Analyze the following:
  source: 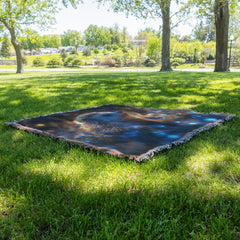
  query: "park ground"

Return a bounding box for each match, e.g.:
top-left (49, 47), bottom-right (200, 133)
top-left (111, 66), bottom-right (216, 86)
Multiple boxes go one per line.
top-left (0, 71), bottom-right (240, 239)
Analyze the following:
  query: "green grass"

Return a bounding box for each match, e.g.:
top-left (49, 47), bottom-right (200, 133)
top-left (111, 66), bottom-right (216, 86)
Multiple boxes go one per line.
top-left (0, 71), bottom-right (239, 239)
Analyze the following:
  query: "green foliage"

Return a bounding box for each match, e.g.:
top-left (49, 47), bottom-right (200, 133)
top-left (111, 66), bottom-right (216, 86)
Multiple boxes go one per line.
top-left (22, 56), bottom-right (28, 65)
top-left (0, 37), bottom-right (11, 59)
top-left (60, 49), bottom-right (68, 60)
top-left (64, 55), bottom-right (76, 66)
top-left (0, 1), bottom-right (59, 32)
top-left (33, 56), bottom-right (45, 67)
top-left (193, 21), bottom-right (215, 42)
top-left (133, 58), bottom-right (144, 67)
top-left (71, 57), bottom-right (83, 67)
top-left (19, 29), bottom-right (42, 51)
top-left (94, 58), bottom-right (101, 66)
top-left (146, 36), bottom-right (161, 63)
top-left (64, 55), bottom-right (83, 67)
top-left (171, 58), bottom-right (186, 65)
top-left (109, 24), bottom-right (121, 45)
top-left (82, 49), bottom-right (91, 57)
top-left (112, 55), bottom-right (123, 67)
top-left (135, 45), bottom-right (146, 59)
top-left (135, 28), bottom-right (154, 42)
top-left (123, 53), bottom-right (131, 66)
top-left (171, 62), bottom-right (180, 68)
top-left (47, 57), bottom-right (63, 68)
top-left (40, 34), bottom-right (61, 48)
top-left (93, 48), bottom-right (100, 54)
top-left (171, 39), bottom-right (216, 62)
top-left (84, 25), bottom-right (111, 47)
top-left (121, 27), bottom-right (128, 44)
top-left (61, 30), bottom-right (83, 49)
top-left (102, 57), bottom-right (116, 67)
top-left (114, 49), bottom-right (124, 55)
top-left (229, 5), bottom-right (240, 41)
top-left (70, 48), bottom-right (78, 55)
top-left (122, 47), bottom-right (128, 53)
top-left (106, 44), bottom-right (112, 51)
top-left (112, 43), bottom-right (119, 51)
top-left (144, 58), bottom-right (156, 67)
top-left (103, 49), bottom-right (108, 55)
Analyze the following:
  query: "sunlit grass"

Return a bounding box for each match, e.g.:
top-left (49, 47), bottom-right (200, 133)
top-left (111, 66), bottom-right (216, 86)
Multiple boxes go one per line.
top-left (0, 71), bottom-right (239, 239)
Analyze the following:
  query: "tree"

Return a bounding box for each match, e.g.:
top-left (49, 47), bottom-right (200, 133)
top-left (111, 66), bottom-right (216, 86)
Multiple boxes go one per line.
top-left (214, 0), bottom-right (229, 71)
top-left (229, 5), bottom-right (240, 40)
top-left (96, 0), bottom-right (177, 71)
top-left (121, 27), bottom-right (129, 44)
top-left (61, 30), bottom-right (83, 49)
top-left (134, 28), bottom-right (154, 44)
top-left (84, 25), bottom-right (111, 47)
top-left (146, 36), bottom-right (162, 63)
top-left (159, 0), bottom-right (172, 71)
top-left (109, 24), bottom-right (121, 46)
top-left (193, 21), bottom-right (215, 42)
top-left (1, 36), bottom-right (11, 59)
top-left (20, 29), bottom-right (42, 51)
top-left (0, 0), bottom-right (82, 73)
top-left (188, 0), bottom-right (239, 72)
top-left (40, 34), bottom-right (61, 48)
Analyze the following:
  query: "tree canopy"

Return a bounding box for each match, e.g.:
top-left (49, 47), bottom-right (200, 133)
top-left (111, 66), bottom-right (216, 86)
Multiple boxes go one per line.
top-left (0, 0), bottom-right (83, 73)
top-left (96, 0), bottom-right (183, 71)
top-left (84, 25), bottom-right (111, 47)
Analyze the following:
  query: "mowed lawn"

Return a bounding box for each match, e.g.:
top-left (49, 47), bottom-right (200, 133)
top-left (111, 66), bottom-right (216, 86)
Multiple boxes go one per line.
top-left (0, 71), bottom-right (239, 239)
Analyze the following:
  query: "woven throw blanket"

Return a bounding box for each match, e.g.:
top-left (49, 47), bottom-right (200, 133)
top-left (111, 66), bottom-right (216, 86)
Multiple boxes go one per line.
top-left (5, 104), bottom-right (235, 162)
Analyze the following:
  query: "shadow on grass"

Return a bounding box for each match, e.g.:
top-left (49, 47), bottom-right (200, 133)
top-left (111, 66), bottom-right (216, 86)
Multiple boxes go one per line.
top-left (0, 71), bottom-right (240, 239)
top-left (1, 71), bottom-right (239, 168)
top-left (0, 141), bottom-right (239, 239)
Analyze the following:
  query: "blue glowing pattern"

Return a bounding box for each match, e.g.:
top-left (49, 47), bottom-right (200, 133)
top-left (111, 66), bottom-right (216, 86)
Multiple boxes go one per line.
top-left (12, 104), bottom-right (234, 161)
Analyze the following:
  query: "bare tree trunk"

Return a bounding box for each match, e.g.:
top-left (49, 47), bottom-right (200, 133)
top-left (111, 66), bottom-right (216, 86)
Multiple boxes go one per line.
top-left (160, 0), bottom-right (172, 71)
top-left (9, 27), bottom-right (24, 73)
top-left (214, 0), bottom-right (229, 72)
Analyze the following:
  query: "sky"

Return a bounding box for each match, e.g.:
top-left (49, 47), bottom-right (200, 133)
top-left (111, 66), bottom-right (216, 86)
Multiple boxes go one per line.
top-left (40, 1), bottom-right (195, 37)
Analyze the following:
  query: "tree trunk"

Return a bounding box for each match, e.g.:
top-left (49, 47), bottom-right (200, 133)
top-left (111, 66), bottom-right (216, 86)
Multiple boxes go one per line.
top-left (160, 0), bottom-right (172, 71)
top-left (9, 27), bottom-right (24, 73)
top-left (214, 0), bottom-right (229, 72)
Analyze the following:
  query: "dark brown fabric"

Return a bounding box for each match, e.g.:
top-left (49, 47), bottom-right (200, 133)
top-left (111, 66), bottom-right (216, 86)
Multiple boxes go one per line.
top-left (5, 104), bottom-right (235, 162)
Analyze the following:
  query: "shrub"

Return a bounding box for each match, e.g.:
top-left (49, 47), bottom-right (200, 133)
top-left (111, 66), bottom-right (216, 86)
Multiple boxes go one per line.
top-left (60, 49), bottom-right (68, 60)
top-left (200, 56), bottom-right (207, 64)
top-left (94, 58), bottom-right (101, 66)
top-left (123, 53), bottom-right (130, 67)
top-left (103, 49), bottom-right (108, 55)
top-left (33, 56), bottom-right (45, 67)
top-left (122, 47), bottom-right (128, 53)
top-left (170, 58), bottom-right (185, 65)
top-left (22, 56), bottom-right (28, 65)
top-left (112, 44), bottom-right (119, 51)
top-left (64, 56), bottom-right (75, 66)
top-left (70, 48), bottom-right (78, 55)
top-left (47, 57), bottom-right (62, 68)
top-left (102, 57), bottom-right (116, 67)
top-left (144, 58), bottom-right (156, 67)
top-left (71, 57), bottom-right (83, 67)
top-left (112, 55), bottom-right (123, 67)
top-left (171, 62), bottom-right (180, 68)
top-left (106, 45), bottom-right (112, 51)
top-left (114, 49), bottom-right (124, 55)
top-left (82, 49), bottom-right (91, 57)
top-left (94, 48), bottom-right (99, 54)
top-left (133, 58), bottom-right (143, 67)
top-left (64, 56), bottom-right (83, 67)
